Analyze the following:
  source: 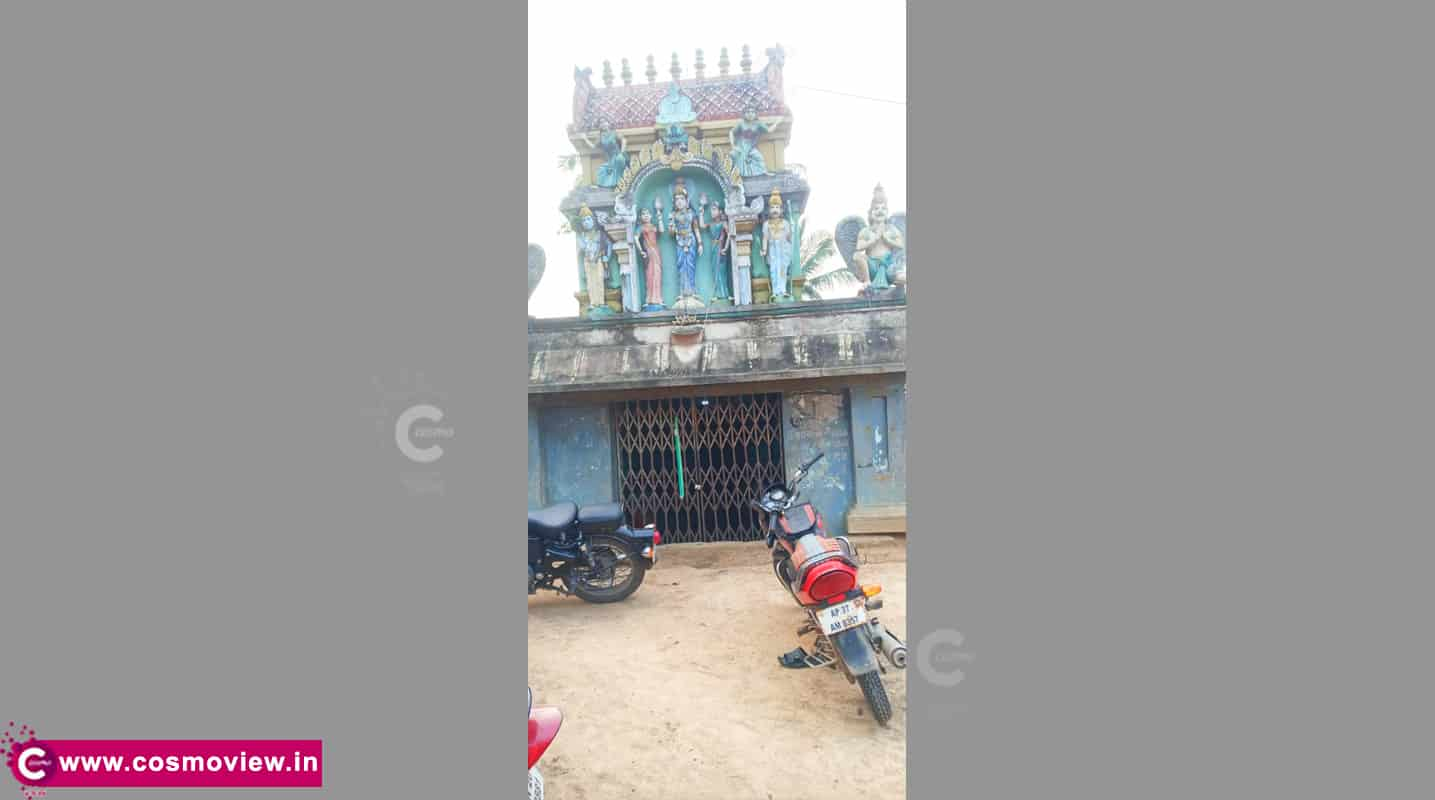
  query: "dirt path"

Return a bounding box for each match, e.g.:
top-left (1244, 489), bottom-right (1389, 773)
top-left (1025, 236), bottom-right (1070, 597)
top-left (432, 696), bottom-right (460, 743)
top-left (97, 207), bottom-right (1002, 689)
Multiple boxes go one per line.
top-left (528, 541), bottom-right (906, 799)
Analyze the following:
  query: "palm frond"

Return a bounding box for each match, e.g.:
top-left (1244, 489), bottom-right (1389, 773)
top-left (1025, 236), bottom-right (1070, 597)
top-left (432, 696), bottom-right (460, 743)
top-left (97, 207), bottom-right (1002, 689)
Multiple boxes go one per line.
top-left (800, 230), bottom-right (836, 273)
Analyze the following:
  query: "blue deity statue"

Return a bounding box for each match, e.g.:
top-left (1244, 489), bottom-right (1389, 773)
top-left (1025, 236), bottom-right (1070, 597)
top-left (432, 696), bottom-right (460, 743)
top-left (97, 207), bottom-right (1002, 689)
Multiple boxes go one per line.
top-left (760, 189), bottom-right (794, 301)
top-left (662, 177), bottom-right (704, 305)
top-left (581, 119), bottom-right (628, 189)
top-left (700, 193), bottom-right (731, 304)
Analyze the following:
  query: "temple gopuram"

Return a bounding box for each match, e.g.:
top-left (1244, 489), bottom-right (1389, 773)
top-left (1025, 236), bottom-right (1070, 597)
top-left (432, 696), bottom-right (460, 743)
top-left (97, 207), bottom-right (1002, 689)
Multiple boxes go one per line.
top-left (529, 45), bottom-right (909, 543)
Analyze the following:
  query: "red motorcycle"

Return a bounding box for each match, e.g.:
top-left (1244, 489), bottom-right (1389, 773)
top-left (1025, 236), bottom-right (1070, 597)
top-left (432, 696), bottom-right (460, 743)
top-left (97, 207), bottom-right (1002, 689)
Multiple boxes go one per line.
top-left (757, 452), bottom-right (908, 726)
top-left (527, 687), bottom-right (562, 799)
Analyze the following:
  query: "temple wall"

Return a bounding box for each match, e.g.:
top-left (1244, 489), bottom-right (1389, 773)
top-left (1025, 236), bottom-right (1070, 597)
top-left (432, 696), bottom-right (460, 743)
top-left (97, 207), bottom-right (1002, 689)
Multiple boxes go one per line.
top-left (527, 405), bottom-right (545, 508)
top-left (536, 405), bottom-right (616, 507)
top-left (528, 303), bottom-right (908, 534)
top-left (526, 373), bottom-right (906, 536)
top-left (781, 389), bottom-right (857, 537)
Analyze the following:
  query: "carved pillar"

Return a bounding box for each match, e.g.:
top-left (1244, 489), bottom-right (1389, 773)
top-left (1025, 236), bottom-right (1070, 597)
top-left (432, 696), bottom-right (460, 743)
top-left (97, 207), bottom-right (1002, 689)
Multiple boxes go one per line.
top-left (730, 214), bottom-right (758, 306)
top-left (604, 221), bottom-right (635, 313)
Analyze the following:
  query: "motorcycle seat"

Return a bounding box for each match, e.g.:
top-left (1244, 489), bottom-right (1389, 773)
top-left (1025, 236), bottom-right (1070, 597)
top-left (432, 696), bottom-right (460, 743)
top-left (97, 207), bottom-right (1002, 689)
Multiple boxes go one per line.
top-left (528, 502), bottom-right (578, 538)
top-left (577, 502), bottom-right (624, 526)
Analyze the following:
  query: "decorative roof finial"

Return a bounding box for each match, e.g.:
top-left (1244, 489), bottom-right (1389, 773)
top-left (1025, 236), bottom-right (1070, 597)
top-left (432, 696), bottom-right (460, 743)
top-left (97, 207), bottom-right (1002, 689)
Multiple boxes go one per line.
top-left (645, 54), bottom-right (657, 84)
top-left (719, 47), bottom-right (730, 76)
top-left (620, 57), bottom-right (632, 86)
top-left (740, 44), bottom-right (752, 74)
top-left (694, 48), bottom-right (705, 80)
top-left (670, 52), bottom-right (681, 81)
top-left (601, 60), bottom-right (613, 88)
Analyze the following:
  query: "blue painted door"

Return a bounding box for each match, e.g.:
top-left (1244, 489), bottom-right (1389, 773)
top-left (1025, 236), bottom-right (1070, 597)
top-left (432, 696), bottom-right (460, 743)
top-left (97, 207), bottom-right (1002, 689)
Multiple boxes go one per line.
top-left (850, 381), bottom-right (907, 507)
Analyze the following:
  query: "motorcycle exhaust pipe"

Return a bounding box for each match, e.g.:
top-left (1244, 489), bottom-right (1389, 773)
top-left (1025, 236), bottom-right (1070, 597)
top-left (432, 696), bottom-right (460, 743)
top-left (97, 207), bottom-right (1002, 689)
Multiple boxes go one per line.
top-left (871, 623), bottom-right (907, 669)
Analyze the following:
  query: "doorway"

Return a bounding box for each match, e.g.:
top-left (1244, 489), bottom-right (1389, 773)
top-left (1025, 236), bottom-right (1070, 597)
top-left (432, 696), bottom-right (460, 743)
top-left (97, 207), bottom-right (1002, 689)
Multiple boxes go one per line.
top-left (613, 393), bottom-right (785, 543)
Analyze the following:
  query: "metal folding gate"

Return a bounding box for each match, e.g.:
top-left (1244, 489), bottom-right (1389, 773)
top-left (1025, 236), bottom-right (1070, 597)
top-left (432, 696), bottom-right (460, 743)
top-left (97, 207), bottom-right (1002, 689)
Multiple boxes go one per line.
top-left (614, 393), bottom-right (786, 543)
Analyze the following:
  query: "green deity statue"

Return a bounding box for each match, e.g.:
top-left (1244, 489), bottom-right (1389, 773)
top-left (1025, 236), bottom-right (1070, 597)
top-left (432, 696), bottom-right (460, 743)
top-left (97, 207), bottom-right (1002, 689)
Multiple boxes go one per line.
top-left (580, 119), bottom-right (629, 189)
top-left (729, 105), bottom-right (784, 178)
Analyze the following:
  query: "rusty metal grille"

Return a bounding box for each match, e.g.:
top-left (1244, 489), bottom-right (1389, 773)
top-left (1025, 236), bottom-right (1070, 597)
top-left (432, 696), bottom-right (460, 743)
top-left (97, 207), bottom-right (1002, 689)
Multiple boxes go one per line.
top-left (614, 393), bottom-right (785, 543)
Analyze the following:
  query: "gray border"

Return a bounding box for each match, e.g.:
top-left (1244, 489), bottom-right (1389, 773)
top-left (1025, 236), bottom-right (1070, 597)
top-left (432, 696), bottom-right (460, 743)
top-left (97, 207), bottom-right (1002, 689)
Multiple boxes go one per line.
top-left (0, 3), bottom-right (522, 796)
top-left (912, 2), bottom-right (1434, 797)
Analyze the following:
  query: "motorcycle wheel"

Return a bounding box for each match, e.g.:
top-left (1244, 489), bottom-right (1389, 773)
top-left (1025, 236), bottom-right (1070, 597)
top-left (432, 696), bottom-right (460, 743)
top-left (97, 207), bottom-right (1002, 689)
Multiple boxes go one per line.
top-left (858, 671), bottom-right (893, 727)
top-left (567, 535), bottom-right (647, 603)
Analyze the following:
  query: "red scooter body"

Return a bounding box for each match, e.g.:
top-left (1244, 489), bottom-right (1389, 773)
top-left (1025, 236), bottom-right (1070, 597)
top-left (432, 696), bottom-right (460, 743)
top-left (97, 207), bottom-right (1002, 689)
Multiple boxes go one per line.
top-left (527, 706), bottom-right (562, 769)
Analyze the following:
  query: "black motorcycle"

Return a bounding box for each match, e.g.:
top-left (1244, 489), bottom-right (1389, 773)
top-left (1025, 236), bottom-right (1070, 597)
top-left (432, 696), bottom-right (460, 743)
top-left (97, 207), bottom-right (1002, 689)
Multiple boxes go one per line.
top-left (527, 501), bottom-right (658, 603)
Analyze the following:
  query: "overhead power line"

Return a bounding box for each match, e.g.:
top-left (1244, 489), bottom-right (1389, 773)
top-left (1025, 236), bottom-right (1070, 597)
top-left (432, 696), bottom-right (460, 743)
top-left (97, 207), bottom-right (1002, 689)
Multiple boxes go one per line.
top-left (788, 84), bottom-right (906, 106)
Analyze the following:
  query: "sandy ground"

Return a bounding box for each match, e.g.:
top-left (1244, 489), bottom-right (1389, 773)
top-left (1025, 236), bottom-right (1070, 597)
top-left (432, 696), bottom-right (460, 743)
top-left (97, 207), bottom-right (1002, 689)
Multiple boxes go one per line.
top-left (528, 539), bottom-right (907, 800)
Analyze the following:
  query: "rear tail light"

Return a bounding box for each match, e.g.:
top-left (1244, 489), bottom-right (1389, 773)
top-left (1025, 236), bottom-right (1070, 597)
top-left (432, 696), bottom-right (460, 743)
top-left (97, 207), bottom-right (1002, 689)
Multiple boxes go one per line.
top-left (653, 529), bottom-right (662, 545)
top-left (809, 569), bottom-right (856, 602)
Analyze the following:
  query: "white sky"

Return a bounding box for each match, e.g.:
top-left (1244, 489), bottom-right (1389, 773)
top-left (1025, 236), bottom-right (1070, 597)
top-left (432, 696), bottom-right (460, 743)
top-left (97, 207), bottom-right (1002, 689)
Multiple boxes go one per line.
top-left (527, 0), bottom-right (906, 318)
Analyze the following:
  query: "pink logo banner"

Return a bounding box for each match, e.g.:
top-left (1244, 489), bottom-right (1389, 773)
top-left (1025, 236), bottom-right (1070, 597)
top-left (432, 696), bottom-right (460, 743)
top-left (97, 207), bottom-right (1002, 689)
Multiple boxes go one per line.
top-left (7, 739), bottom-right (322, 789)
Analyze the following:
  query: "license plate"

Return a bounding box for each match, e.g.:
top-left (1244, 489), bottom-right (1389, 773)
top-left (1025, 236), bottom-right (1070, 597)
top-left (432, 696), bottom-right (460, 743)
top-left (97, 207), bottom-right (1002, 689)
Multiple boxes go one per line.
top-left (817, 598), bottom-right (867, 635)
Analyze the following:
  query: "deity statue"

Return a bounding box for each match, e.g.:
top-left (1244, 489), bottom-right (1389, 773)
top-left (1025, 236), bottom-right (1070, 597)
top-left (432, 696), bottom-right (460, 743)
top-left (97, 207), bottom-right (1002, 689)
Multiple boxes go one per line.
top-left (848, 184), bottom-right (905, 292)
top-left (635, 205), bottom-right (665, 311)
top-left (579, 118), bottom-right (629, 189)
top-left (664, 177), bottom-right (704, 308)
top-left (760, 188), bottom-right (794, 301)
top-left (699, 193), bottom-right (731, 305)
top-left (656, 83), bottom-right (697, 155)
top-left (729, 105), bottom-right (783, 178)
top-left (575, 203), bottom-right (612, 317)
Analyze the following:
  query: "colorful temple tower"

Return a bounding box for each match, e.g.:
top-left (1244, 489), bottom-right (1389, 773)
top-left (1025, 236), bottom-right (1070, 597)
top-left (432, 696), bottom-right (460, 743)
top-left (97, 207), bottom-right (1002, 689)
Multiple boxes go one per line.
top-left (559, 45), bottom-right (813, 316)
top-left (531, 46), bottom-right (908, 543)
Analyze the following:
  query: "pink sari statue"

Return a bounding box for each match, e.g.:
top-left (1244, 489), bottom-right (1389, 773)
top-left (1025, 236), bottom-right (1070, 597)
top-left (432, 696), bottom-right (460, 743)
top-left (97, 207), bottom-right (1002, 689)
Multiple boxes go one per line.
top-left (637, 206), bottom-right (664, 310)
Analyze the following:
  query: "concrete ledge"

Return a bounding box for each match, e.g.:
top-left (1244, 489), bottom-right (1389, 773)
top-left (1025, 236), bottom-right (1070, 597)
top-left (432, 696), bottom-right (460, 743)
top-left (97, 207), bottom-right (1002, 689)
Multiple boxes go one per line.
top-left (529, 301), bottom-right (906, 394)
top-left (846, 504), bottom-right (908, 535)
